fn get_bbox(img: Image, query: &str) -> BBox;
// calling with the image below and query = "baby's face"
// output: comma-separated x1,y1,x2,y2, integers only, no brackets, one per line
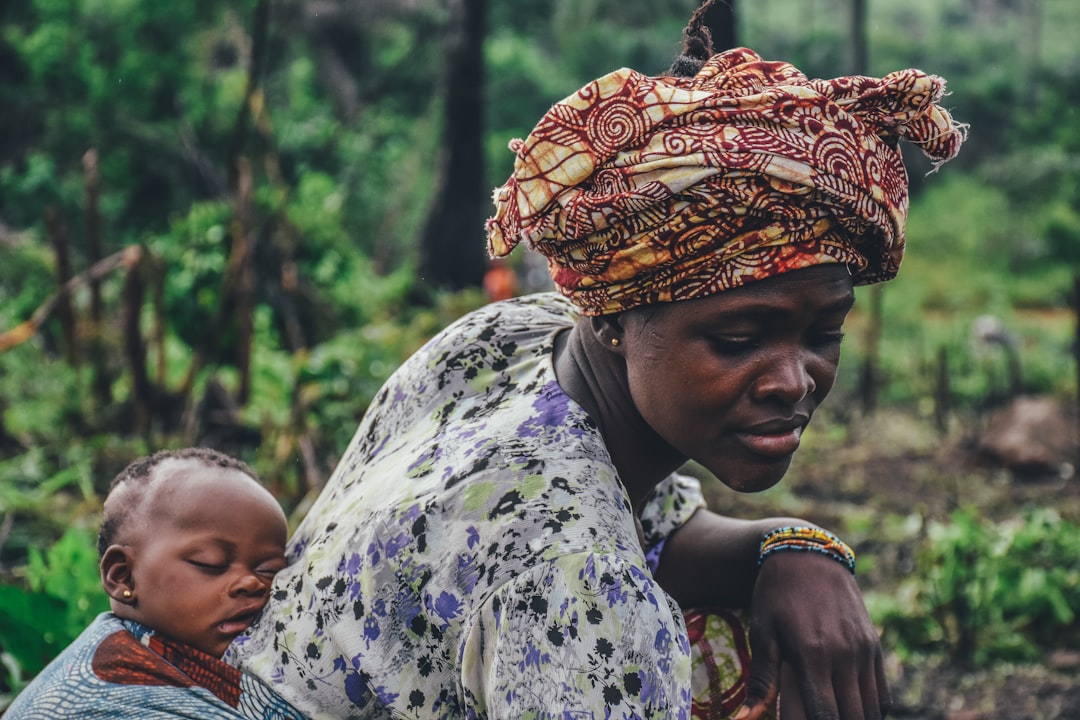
120,459,287,657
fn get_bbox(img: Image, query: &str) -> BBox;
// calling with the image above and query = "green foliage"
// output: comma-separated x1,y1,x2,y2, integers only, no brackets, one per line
0,241,54,327
149,201,234,355
0,587,68,699
0,347,84,448
0,526,107,697
868,509,1080,667
293,291,480,454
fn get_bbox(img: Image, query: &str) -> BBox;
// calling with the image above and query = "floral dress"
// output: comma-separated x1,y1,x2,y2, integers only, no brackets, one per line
229,294,708,719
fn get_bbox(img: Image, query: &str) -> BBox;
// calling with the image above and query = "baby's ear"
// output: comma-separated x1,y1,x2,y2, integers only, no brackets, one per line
100,545,135,605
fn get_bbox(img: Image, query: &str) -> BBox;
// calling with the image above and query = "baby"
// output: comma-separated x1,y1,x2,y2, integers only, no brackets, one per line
5,448,305,719
98,447,288,658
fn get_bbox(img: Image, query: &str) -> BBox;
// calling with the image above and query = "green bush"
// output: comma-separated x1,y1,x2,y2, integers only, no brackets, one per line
0,526,108,701
868,508,1080,667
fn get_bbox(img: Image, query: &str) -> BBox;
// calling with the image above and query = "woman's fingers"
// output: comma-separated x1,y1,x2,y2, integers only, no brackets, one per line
740,617,781,719
864,645,891,719
777,663,809,720
746,552,891,719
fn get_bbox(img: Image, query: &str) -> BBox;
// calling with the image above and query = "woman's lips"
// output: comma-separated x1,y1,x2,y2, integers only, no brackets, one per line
734,425,804,457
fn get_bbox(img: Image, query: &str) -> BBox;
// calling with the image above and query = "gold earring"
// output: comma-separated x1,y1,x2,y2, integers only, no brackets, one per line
610,337,620,347
122,590,132,599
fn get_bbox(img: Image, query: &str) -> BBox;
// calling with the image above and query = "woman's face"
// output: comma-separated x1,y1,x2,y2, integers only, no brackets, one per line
619,264,855,493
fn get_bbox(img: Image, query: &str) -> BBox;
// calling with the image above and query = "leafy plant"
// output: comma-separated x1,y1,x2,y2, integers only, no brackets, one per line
0,526,108,699
868,508,1080,667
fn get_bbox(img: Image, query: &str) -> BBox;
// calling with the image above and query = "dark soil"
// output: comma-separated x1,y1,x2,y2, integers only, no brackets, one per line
694,399,1080,720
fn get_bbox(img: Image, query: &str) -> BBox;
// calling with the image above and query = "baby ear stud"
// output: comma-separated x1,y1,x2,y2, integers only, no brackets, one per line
610,337,620,347
122,590,132,599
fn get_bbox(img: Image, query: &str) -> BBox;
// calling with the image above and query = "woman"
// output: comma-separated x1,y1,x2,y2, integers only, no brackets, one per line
229,15,965,720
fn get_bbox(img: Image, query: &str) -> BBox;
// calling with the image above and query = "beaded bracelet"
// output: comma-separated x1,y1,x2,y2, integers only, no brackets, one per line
758,526,856,575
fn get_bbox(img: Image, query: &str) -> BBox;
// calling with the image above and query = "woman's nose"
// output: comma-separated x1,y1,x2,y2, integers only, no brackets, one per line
751,351,816,403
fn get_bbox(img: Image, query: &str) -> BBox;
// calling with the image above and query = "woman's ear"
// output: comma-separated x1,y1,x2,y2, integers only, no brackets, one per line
100,545,135,605
588,315,625,353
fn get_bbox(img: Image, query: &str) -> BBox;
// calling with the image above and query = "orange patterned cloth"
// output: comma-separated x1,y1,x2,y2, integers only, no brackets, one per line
486,47,966,316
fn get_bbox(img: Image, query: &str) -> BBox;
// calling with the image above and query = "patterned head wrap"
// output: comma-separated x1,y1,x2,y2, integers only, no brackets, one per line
486,48,966,316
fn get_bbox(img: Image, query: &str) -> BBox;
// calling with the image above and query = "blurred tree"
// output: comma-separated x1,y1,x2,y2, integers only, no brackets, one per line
851,0,867,74
417,0,489,291
698,0,738,52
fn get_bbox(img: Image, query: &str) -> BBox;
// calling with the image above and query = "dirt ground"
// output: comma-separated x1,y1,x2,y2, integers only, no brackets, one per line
693,398,1080,720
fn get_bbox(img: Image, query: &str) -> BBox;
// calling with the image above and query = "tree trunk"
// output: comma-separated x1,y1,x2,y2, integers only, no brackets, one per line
851,0,868,74
121,252,151,438
45,205,79,366
416,0,488,291
82,150,104,322
231,157,256,406
701,0,738,51
83,148,114,407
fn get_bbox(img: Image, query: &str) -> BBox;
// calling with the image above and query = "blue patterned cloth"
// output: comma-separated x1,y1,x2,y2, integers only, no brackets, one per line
5,613,306,719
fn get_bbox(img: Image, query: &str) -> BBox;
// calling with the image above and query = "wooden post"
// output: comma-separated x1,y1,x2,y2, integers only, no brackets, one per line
859,285,883,416
1074,275,1080,469
934,346,950,433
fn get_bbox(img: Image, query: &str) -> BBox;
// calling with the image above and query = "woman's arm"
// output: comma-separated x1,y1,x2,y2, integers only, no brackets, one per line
655,508,890,720
653,508,808,609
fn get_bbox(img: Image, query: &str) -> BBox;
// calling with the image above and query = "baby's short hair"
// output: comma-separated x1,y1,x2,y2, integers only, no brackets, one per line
96,447,258,559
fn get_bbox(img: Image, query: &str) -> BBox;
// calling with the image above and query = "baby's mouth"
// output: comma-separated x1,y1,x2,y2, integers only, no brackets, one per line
218,610,259,635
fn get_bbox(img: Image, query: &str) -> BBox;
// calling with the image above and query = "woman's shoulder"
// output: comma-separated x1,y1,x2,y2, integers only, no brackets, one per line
357,293,576,432
428,292,578,350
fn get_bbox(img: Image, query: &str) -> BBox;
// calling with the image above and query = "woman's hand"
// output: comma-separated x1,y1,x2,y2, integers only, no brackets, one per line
653,509,890,719
738,551,890,720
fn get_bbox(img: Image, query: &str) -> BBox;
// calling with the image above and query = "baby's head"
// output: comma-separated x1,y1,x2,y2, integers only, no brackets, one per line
98,448,287,658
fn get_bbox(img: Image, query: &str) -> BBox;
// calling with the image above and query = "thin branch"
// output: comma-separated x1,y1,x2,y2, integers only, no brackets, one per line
0,246,143,353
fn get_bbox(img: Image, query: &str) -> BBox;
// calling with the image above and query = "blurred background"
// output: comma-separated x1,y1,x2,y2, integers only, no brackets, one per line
1,0,1078,716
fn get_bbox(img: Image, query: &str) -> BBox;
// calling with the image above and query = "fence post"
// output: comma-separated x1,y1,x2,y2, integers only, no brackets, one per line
1074,275,1080,470
859,285,883,415
934,345,950,433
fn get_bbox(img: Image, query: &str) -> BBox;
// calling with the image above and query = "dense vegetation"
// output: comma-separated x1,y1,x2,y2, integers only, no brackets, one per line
1,0,1078,710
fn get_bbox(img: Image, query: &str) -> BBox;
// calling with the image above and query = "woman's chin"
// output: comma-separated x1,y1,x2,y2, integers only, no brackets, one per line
708,458,792,494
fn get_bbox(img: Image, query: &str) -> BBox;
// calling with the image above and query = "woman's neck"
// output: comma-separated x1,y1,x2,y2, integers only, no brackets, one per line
552,322,686,513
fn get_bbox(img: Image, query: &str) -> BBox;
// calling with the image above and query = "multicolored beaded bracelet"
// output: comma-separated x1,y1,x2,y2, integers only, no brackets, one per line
758,526,856,575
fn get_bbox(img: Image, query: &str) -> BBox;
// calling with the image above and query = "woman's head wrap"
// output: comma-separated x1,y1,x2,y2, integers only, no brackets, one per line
486,48,966,316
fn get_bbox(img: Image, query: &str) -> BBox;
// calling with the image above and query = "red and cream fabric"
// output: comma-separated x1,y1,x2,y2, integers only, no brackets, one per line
486,47,966,316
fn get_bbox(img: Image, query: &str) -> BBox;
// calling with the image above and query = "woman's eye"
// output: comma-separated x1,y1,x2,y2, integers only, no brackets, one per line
709,336,759,354
809,330,846,348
